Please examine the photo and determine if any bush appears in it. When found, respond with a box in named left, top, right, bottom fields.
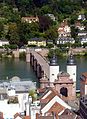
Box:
left=46, top=44, right=54, bottom=48
left=19, top=52, right=26, bottom=59
left=28, top=44, right=37, bottom=47
left=8, top=97, right=18, bottom=104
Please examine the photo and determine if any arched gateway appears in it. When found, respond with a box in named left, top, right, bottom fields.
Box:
left=54, top=71, right=76, bottom=101
left=60, top=87, right=68, bottom=97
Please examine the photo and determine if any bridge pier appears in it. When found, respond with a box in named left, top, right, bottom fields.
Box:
left=36, top=64, right=42, bottom=79
left=33, top=59, right=37, bottom=72
left=31, top=55, right=34, bottom=67
left=26, top=48, right=30, bottom=62
left=30, top=53, right=32, bottom=64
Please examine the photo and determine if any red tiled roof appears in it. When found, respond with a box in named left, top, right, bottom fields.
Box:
left=24, top=116, right=31, bottom=119
left=14, top=113, right=21, bottom=119
left=40, top=87, right=62, bottom=110
left=47, top=102, right=65, bottom=114
left=0, top=112, right=3, bottom=119
left=0, top=116, right=4, bottom=119
left=82, top=72, right=87, bottom=78
left=40, top=87, right=61, bottom=102
left=37, top=88, right=46, bottom=93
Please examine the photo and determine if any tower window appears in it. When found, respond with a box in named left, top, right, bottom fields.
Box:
left=52, top=74, right=54, bottom=76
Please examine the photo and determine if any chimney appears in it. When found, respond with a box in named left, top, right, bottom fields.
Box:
left=0, top=112, right=3, bottom=118
left=36, top=113, right=39, bottom=119
left=52, top=112, right=59, bottom=119
left=24, top=110, right=26, bottom=116
left=55, top=113, right=59, bottom=119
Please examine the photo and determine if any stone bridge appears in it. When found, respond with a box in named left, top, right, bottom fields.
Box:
left=26, top=48, right=49, bottom=79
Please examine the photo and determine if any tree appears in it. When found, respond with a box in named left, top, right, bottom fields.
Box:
left=18, top=22, right=40, bottom=45
left=0, top=23, right=4, bottom=38
left=45, top=26, right=58, bottom=44
left=71, top=26, right=78, bottom=40
left=7, top=23, right=20, bottom=45
left=69, top=14, right=78, bottom=25
left=29, top=89, right=37, bottom=101
left=39, top=16, right=53, bottom=32
left=40, top=5, right=51, bottom=15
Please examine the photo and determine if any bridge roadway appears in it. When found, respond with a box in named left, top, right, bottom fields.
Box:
left=30, top=49, right=49, bottom=79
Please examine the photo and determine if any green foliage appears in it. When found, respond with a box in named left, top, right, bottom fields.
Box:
left=19, top=52, right=26, bottom=59
left=46, top=43, right=54, bottom=48
left=28, top=44, right=37, bottom=47
left=0, top=0, right=86, bottom=46
left=7, top=44, right=18, bottom=49
left=41, top=5, right=52, bottom=15
left=0, top=23, right=4, bottom=38
left=29, top=89, right=37, bottom=101
left=84, top=52, right=87, bottom=56
left=71, top=26, right=78, bottom=40
left=7, top=23, right=20, bottom=45
left=83, top=43, right=87, bottom=48
left=48, top=48, right=62, bottom=58
left=71, top=42, right=82, bottom=48
left=8, top=97, right=18, bottom=104
left=45, top=26, right=58, bottom=42
left=39, top=16, right=53, bottom=32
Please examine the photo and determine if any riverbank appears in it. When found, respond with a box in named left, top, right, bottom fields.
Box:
left=69, top=47, right=87, bottom=56
left=0, top=47, right=87, bottom=59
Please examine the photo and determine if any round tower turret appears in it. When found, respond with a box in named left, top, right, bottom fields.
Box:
left=49, top=54, right=58, bottom=66
left=67, top=53, right=77, bottom=92
left=49, top=54, right=59, bottom=87
left=67, top=53, right=76, bottom=65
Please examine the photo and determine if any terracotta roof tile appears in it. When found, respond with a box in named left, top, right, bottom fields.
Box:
left=37, top=88, right=46, bottom=93
left=40, top=90, right=57, bottom=104
left=47, top=102, right=65, bottom=114
left=59, top=109, right=82, bottom=119
left=40, top=87, right=61, bottom=104
left=82, top=72, right=87, bottom=78
left=24, top=116, right=31, bottom=119
left=0, top=116, right=4, bottom=119
left=37, top=116, right=54, bottom=119
left=14, top=113, right=21, bottom=119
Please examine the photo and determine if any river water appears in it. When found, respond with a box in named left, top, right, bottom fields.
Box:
left=0, top=58, right=37, bottom=82
left=0, top=57, right=87, bottom=89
